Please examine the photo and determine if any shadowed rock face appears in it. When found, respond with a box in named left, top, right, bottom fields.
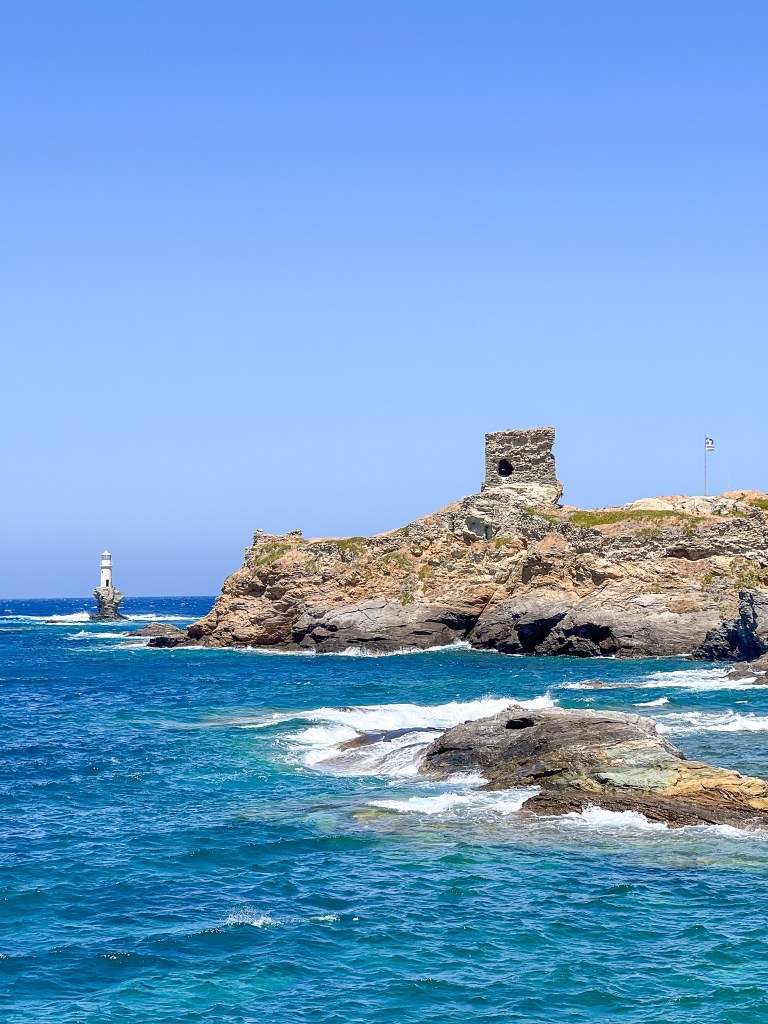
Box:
left=180, top=486, right=768, bottom=657
left=698, top=589, right=768, bottom=661
left=421, top=706, right=768, bottom=828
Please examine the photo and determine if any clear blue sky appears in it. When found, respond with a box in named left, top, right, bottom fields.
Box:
left=2, top=0, right=766, bottom=597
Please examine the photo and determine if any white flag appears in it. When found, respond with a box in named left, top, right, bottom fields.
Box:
left=705, top=437, right=715, bottom=452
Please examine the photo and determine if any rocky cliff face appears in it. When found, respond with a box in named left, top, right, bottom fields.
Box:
left=184, top=485, right=768, bottom=658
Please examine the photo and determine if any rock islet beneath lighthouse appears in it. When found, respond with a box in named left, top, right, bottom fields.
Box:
left=90, top=587, right=127, bottom=621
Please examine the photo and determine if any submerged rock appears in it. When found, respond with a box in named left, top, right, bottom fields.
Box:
left=421, top=705, right=768, bottom=828
left=725, top=654, right=768, bottom=684
left=127, top=623, right=192, bottom=647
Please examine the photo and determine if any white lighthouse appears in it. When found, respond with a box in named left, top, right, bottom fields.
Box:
left=91, top=549, right=126, bottom=620
left=100, top=550, right=113, bottom=589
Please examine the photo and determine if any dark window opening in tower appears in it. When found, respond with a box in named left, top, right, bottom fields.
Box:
left=498, top=459, right=513, bottom=477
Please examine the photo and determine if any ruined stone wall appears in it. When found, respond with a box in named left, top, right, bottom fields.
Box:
left=483, top=427, right=560, bottom=495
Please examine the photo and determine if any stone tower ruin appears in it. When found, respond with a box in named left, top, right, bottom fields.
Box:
left=482, top=427, right=563, bottom=505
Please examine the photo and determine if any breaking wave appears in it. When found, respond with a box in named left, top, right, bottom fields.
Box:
left=369, top=787, right=538, bottom=817
left=655, top=710, right=768, bottom=735
left=68, top=630, right=131, bottom=640
left=562, top=668, right=757, bottom=693
left=335, top=640, right=474, bottom=658
left=556, top=805, right=668, bottom=832
left=268, top=695, right=556, bottom=777
left=198, top=640, right=477, bottom=657
left=638, top=668, right=757, bottom=691
left=6, top=611, right=91, bottom=623
left=223, top=910, right=278, bottom=928
left=3, top=612, right=194, bottom=624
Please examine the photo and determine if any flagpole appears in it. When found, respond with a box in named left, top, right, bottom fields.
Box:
left=704, top=434, right=707, bottom=496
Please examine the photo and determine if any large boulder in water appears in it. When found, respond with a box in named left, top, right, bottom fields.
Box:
left=421, top=705, right=768, bottom=828
left=127, top=623, right=192, bottom=646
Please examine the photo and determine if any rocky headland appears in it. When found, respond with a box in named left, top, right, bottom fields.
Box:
left=421, top=704, right=768, bottom=829
left=161, top=428, right=768, bottom=663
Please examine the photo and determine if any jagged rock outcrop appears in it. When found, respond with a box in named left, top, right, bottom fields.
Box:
left=697, top=588, right=768, bottom=661
left=90, top=587, right=126, bottom=621
left=179, top=486, right=768, bottom=657
left=422, top=705, right=768, bottom=828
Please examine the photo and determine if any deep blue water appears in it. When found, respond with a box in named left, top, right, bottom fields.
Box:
left=4, top=597, right=768, bottom=1023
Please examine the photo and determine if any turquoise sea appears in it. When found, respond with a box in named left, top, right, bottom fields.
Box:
left=4, top=597, right=768, bottom=1023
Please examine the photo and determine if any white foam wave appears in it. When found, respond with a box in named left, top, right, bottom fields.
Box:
left=4, top=611, right=92, bottom=623
left=125, top=614, right=196, bottom=622
left=221, top=909, right=342, bottom=929
left=562, top=669, right=760, bottom=693
left=297, top=695, right=555, bottom=735
left=335, top=640, right=474, bottom=658
left=683, top=823, right=768, bottom=840
left=655, top=710, right=768, bottom=735
left=369, top=787, right=538, bottom=817
left=633, top=696, right=670, bottom=707
left=224, top=911, right=277, bottom=928
left=638, top=668, right=757, bottom=691
left=278, top=695, right=555, bottom=777
left=558, top=805, right=668, bottom=832
left=2, top=611, right=194, bottom=624
left=205, top=640, right=476, bottom=658
left=297, top=725, right=432, bottom=776
left=68, top=630, right=131, bottom=640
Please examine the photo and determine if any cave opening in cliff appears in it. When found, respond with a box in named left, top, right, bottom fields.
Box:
left=498, top=458, right=513, bottom=477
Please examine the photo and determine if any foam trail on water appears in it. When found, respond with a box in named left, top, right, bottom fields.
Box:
left=335, top=640, right=474, bottom=658
left=272, top=695, right=555, bottom=777
left=557, top=805, right=668, bottom=832
left=298, top=695, right=554, bottom=733
left=633, top=696, right=670, bottom=707
left=655, top=710, right=768, bottom=735
left=562, top=668, right=758, bottom=692
left=201, top=640, right=476, bottom=658
left=3, top=612, right=194, bottom=624
left=369, top=787, right=538, bottom=817
left=638, top=668, right=757, bottom=691
left=224, top=911, right=278, bottom=928
left=124, top=614, right=197, bottom=622
left=68, top=630, right=131, bottom=640
left=5, top=611, right=92, bottom=623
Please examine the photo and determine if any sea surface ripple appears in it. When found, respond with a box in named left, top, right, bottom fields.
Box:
left=3, top=597, right=768, bottom=1022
